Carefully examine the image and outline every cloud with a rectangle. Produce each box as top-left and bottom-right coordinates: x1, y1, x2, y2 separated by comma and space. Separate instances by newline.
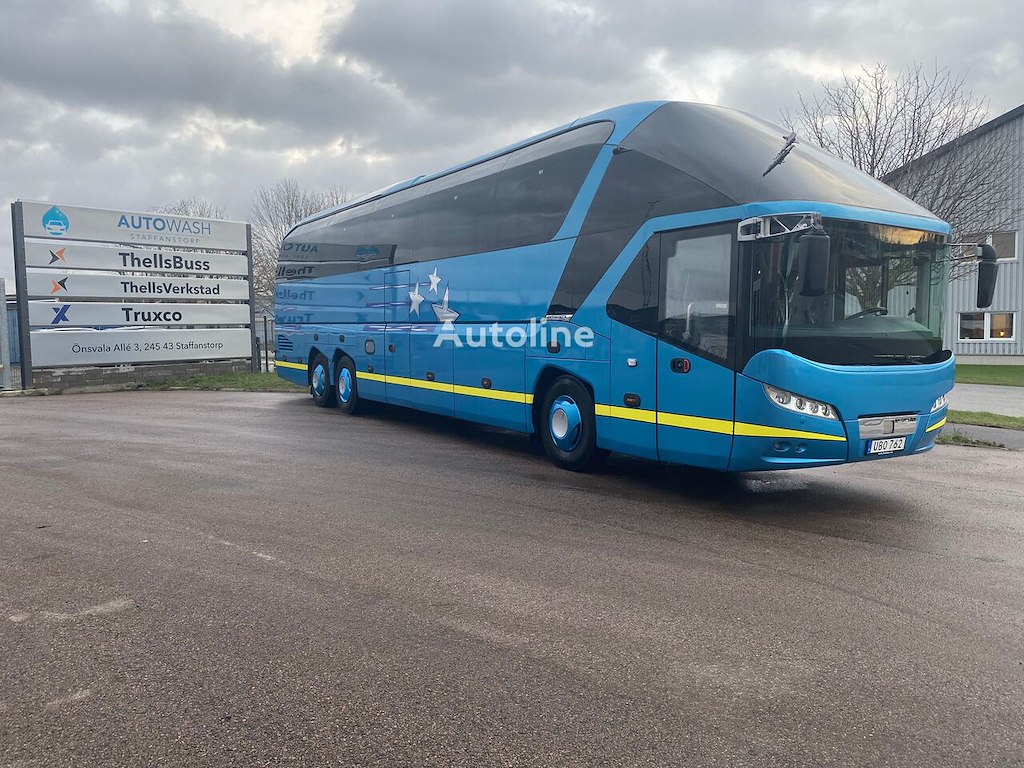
2, 0, 1021, 290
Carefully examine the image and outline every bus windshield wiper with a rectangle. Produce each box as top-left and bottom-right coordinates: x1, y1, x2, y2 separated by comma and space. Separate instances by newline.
763, 131, 797, 177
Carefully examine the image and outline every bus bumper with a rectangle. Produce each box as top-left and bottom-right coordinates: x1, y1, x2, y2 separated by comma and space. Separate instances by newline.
729, 410, 947, 471
728, 353, 952, 472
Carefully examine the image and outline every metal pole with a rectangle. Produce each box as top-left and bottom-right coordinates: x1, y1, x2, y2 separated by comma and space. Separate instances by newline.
266, 313, 274, 370
0, 278, 11, 390
245, 223, 259, 373
11, 202, 32, 389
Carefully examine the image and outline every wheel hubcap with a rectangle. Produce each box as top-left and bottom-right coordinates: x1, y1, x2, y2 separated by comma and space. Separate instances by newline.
338, 368, 352, 403
311, 364, 326, 397
549, 395, 582, 452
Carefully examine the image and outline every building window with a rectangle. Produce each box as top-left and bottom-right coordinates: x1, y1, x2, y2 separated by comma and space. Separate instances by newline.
959, 311, 1016, 341
990, 313, 1015, 339
963, 231, 1018, 262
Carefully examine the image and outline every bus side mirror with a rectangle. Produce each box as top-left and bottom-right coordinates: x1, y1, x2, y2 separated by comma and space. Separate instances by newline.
976, 243, 998, 309
798, 228, 831, 297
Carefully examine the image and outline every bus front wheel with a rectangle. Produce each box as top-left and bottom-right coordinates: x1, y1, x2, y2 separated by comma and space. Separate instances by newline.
334, 355, 363, 415
539, 376, 607, 472
309, 353, 336, 407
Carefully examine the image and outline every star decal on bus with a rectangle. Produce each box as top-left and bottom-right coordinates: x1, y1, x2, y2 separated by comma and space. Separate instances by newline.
428, 267, 441, 294
408, 282, 425, 317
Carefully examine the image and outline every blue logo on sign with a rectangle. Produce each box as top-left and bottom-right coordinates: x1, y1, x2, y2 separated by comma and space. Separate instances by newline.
51, 305, 71, 324
42, 206, 70, 236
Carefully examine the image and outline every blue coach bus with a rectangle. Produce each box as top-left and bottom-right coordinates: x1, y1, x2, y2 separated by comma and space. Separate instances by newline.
275, 101, 998, 473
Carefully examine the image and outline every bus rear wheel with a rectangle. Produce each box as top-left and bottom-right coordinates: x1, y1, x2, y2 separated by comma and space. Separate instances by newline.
334, 356, 362, 415
539, 376, 607, 472
309, 353, 336, 407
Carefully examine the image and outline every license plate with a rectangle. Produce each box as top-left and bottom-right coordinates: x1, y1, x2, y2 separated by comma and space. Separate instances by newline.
868, 437, 906, 454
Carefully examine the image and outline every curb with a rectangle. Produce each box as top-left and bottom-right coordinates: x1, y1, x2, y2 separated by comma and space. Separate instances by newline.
2, 385, 301, 397
1, 383, 145, 397
940, 423, 1024, 451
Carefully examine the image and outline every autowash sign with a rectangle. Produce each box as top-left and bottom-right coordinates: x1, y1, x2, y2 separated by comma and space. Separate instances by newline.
11, 200, 256, 387
24, 201, 246, 249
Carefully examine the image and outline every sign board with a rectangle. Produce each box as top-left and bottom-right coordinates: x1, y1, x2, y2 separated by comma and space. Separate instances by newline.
24, 240, 249, 276
30, 328, 252, 367
26, 271, 250, 301
20, 200, 248, 251
11, 200, 256, 385
28, 301, 251, 328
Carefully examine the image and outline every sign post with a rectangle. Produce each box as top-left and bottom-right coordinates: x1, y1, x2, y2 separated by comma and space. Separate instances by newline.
10, 200, 255, 388
0, 278, 11, 390
246, 224, 258, 372
12, 203, 33, 388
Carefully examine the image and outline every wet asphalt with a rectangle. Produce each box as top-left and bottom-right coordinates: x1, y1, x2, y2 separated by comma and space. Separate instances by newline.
1, 391, 1022, 767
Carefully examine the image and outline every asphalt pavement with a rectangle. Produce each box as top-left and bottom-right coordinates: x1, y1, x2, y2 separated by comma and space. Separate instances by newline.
948, 382, 1024, 417
1, 392, 1023, 767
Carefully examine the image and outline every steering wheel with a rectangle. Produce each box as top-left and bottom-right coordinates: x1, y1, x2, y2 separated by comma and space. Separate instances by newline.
847, 307, 888, 319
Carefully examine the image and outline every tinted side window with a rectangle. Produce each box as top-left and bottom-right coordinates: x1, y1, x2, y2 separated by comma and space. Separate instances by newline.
547, 150, 734, 316
278, 201, 390, 281
285, 121, 612, 269
493, 144, 604, 251
660, 231, 734, 363
368, 193, 420, 264
412, 171, 497, 263
549, 227, 635, 315
581, 150, 734, 236
607, 236, 660, 335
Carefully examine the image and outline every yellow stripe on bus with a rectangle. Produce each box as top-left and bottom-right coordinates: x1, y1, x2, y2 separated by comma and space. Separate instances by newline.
355, 370, 533, 404
657, 411, 735, 435
278, 366, 851, 443
453, 383, 533, 404
595, 405, 846, 441
733, 422, 847, 442
925, 416, 946, 433
595, 404, 657, 423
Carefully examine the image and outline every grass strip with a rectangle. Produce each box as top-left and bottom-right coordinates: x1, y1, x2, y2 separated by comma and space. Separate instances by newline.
947, 409, 1024, 431
142, 372, 304, 392
954, 364, 1024, 387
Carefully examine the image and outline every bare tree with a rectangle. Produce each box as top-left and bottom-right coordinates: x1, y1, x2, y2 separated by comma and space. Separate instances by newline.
786, 62, 1019, 280
152, 196, 227, 219
250, 179, 347, 296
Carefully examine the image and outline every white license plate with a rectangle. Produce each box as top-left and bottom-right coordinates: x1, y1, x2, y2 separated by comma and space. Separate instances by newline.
868, 437, 906, 454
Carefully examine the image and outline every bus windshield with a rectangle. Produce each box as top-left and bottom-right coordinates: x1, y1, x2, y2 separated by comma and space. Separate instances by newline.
745, 220, 949, 366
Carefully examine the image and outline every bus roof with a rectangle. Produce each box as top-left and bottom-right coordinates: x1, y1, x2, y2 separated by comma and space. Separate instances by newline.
290, 101, 667, 233
291, 100, 939, 236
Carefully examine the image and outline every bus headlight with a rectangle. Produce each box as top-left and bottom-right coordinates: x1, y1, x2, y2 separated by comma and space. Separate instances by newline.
763, 384, 839, 420
931, 393, 948, 412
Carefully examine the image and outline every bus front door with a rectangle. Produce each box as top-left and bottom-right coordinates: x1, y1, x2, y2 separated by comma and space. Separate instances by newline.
384, 270, 411, 406
655, 227, 735, 470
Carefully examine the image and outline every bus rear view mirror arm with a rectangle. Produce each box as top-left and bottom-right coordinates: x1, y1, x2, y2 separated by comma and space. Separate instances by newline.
976, 243, 999, 309
797, 226, 831, 297
950, 242, 1000, 308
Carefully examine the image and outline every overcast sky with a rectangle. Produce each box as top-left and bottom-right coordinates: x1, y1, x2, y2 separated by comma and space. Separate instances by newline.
2, 0, 1021, 289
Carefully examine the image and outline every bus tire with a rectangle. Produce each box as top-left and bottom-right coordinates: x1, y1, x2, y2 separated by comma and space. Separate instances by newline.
334, 355, 362, 415
309, 352, 336, 407
539, 376, 607, 472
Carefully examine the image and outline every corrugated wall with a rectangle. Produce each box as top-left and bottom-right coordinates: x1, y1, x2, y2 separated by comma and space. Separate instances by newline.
946, 112, 1024, 357
5, 301, 19, 365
